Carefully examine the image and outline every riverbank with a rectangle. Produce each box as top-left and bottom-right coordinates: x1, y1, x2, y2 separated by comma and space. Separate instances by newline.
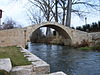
79, 42, 100, 52
30, 36, 71, 46
0, 46, 31, 66
0, 46, 67, 75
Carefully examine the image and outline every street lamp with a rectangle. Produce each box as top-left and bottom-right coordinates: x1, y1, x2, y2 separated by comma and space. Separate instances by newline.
85, 17, 87, 25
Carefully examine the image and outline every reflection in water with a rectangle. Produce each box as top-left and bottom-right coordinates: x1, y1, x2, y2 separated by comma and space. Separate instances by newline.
28, 42, 100, 75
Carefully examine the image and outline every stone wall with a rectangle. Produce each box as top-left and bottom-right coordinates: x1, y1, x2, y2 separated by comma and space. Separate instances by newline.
89, 32, 100, 45
0, 29, 25, 47
72, 29, 92, 46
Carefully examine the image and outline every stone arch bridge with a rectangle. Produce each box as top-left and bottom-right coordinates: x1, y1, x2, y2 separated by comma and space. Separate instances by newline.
24, 22, 92, 47
0, 22, 92, 47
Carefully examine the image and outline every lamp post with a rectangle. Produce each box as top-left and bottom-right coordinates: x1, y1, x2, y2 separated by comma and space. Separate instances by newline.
85, 17, 87, 25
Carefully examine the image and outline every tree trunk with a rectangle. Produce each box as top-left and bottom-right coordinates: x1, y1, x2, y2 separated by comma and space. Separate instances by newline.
55, 0, 58, 22
46, 0, 51, 37
66, 0, 72, 27
62, 0, 66, 25
46, 27, 52, 37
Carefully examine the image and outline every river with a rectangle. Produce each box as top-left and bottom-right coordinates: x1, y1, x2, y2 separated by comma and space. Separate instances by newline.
28, 42, 100, 75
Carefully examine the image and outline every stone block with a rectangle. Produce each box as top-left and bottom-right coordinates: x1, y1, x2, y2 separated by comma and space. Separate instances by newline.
10, 65, 33, 75
27, 55, 41, 62
49, 71, 67, 75
0, 58, 12, 72
21, 47, 50, 74
32, 60, 50, 74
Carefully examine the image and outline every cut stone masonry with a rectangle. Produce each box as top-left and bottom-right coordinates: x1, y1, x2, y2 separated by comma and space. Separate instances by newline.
0, 46, 67, 75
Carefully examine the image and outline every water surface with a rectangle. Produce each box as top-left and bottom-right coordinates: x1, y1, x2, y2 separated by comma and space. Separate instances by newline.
28, 43, 100, 75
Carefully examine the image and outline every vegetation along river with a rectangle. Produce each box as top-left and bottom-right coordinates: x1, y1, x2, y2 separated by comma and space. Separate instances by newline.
28, 42, 100, 75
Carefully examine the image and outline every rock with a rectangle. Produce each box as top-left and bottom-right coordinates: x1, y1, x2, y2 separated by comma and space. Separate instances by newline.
0, 58, 12, 72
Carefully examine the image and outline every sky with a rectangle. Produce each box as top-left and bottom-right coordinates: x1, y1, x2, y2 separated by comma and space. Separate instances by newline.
0, 0, 30, 27
0, 0, 100, 27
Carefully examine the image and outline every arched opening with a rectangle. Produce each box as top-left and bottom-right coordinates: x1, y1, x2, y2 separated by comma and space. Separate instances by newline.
29, 24, 72, 46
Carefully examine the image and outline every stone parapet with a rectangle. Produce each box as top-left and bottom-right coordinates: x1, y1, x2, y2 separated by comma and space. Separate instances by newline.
0, 29, 25, 47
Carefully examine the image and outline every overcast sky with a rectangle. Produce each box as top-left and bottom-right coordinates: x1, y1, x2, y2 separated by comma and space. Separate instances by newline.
0, 0, 100, 27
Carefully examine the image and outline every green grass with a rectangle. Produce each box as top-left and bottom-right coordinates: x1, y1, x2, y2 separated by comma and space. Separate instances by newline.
80, 42, 100, 51
79, 47, 92, 50
0, 46, 31, 67
79, 46, 100, 52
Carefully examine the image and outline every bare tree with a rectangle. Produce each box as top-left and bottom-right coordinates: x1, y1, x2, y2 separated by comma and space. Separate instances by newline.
55, 0, 58, 22
28, 0, 54, 36
28, 0, 53, 21
3, 18, 16, 29
0, 25, 2, 30
27, 0, 99, 27
2, 18, 21, 29
59, 0, 66, 25
26, 8, 43, 24
66, 0, 72, 27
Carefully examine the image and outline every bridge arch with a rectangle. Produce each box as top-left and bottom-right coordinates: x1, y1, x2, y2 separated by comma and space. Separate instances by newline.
26, 22, 73, 45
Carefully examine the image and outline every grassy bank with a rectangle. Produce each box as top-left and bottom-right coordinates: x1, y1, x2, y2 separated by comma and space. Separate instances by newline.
0, 46, 31, 67
79, 42, 100, 52
79, 47, 92, 51
79, 45, 100, 52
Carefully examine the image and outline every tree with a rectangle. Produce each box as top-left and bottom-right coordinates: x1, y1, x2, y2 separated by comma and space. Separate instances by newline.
26, 8, 43, 24
2, 18, 21, 30
76, 26, 82, 31
30, 28, 45, 43
55, 0, 58, 22
76, 21, 100, 32
66, 0, 72, 27
28, 0, 54, 36
10, 0, 100, 27
3, 18, 16, 29
59, 0, 66, 25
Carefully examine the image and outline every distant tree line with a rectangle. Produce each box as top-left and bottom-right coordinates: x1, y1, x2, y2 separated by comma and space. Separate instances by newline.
76, 21, 100, 32
0, 18, 22, 30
